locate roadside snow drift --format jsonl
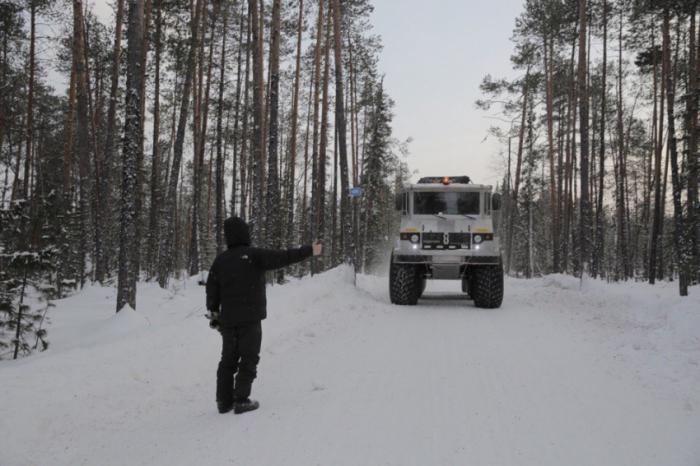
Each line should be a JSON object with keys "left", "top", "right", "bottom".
{"left": 2, "top": 269, "right": 699, "bottom": 466}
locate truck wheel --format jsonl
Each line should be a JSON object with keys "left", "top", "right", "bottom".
{"left": 470, "top": 265, "right": 504, "bottom": 309}
{"left": 389, "top": 263, "right": 421, "bottom": 305}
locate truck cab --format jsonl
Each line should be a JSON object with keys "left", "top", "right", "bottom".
{"left": 390, "top": 176, "right": 504, "bottom": 308}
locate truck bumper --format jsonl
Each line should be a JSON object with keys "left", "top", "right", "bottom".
{"left": 393, "top": 254, "right": 501, "bottom": 266}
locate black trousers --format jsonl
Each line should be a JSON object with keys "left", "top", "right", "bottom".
{"left": 217, "top": 322, "right": 262, "bottom": 404}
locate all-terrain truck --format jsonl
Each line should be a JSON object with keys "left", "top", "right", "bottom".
{"left": 389, "top": 176, "right": 504, "bottom": 308}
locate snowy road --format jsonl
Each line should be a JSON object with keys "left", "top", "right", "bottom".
{"left": 2, "top": 269, "right": 699, "bottom": 466}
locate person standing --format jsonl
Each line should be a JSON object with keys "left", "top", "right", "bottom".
{"left": 206, "top": 216, "right": 322, "bottom": 414}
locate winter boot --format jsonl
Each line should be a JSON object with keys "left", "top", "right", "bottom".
{"left": 233, "top": 398, "right": 259, "bottom": 414}
{"left": 217, "top": 401, "right": 234, "bottom": 414}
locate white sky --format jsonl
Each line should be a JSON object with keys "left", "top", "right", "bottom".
{"left": 371, "top": 0, "right": 525, "bottom": 185}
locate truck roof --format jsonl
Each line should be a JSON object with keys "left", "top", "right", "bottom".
{"left": 417, "top": 176, "right": 472, "bottom": 184}
{"left": 404, "top": 183, "right": 493, "bottom": 191}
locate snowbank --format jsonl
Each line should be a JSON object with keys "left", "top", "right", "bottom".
{"left": 1, "top": 270, "right": 698, "bottom": 466}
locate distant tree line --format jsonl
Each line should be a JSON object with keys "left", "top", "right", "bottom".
{"left": 479, "top": 0, "right": 699, "bottom": 296}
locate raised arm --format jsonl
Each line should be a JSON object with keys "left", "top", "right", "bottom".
{"left": 252, "top": 245, "right": 313, "bottom": 271}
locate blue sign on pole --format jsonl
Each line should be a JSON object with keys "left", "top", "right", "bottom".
{"left": 349, "top": 186, "right": 364, "bottom": 198}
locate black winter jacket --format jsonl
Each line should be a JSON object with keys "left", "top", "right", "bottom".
{"left": 206, "top": 217, "right": 312, "bottom": 327}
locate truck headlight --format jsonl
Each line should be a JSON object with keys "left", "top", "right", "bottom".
{"left": 400, "top": 232, "right": 421, "bottom": 243}
{"left": 473, "top": 234, "right": 483, "bottom": 244}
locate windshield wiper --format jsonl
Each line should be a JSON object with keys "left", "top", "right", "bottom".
{"left": 461, "top": 214, "right": 477, "bottom": 220}
{"left": 433, "top": 213, "right": 447, "bottom": 220}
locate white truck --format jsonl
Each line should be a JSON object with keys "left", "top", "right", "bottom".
{"left": 389, "top": 176, "right": 504, "bottom": 308}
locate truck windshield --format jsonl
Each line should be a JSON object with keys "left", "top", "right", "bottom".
{"left": 413, "top": 191, "right": 480, "bottom": 215}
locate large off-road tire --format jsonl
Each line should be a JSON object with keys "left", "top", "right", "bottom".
{"left": 389, "top": 262, "right": 421, "bottom": 305}
{"left": 470, "top": 265, "right": 504, "bottom": 309}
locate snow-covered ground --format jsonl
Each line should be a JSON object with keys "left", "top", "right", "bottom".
{"left": 2, "top": 268, "right": 699, "bottom": 466}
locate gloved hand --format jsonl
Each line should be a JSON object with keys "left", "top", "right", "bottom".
{"left": 207, "top": 311, "right": 220, "bottom": 329}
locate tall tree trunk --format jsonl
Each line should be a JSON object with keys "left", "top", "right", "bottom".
{"left": 614, "top": 6, "right": 628, "bottom": 279}
{"left": 658, "top": 135, "right": 670, "bottom": 278}
{"left": 22, "top": 0, "right": 36, "bottom": 200}
{"left": 116, "top": 0, "right": 145, "bottom": 311}
{"left": 230, "top": 3, "right": 245, "bottom": 218}
{"left": 593, "top": 0, "right": 607, "bottom": 279}
{"left": 331, "top": 0, "right": 351, "bottom": 265}
{"left": 215, "top": 1, "right": 228, "bottom": 254}
{"left": 163, "top": 82, "right": 178, "bottom": 200}
{"left": 348, "top": 32, "right": 358, "bottom": 187}
{"left": 505, "top": 67, "right": 530, "bottom": 273}
{"left": 347, "top": 32, "right": 361, "bottom": 266}
{"left": 650, "top": 20, "right": 665, "bottom": 284}
{"left": 63, "top": 60, "right": 77, "bottom": 195}
{"left": 266, "top": 0, "right": 282, "bottom": 258}
{"left": 310, "top": 0, "right": 325, "bottom": 262}
{"left": 147, "top": 0, "right": 163, "bottom": 277}
{"left": 301, "top": 61, "right": 315, "bottom": 252}
{"left": 99, "top": 0, "right": 126, "bottom": 276}
{"left": 259, "top": 0, "right": 268, "bottom": 185}
{"left": 286, "top": 0, "right": 304, "bottom": 249}
{"left": 543, "top": 32, "right": 559, "bottom": 273}
{"left": 662, "top": 9, "right": 689, "bottom": 296}
{"left": 157, "top": 0, "right": 203, "bottom": 287}
{"left": 72, "top": 0, "right": 91, "bottom": 287}
{"left": 239, "top": 8, "right": 252, "bottom": 221}
{"left": 696, "top": 16, "right": 700, "bottom": 283}
{"left": 577, "top": 0, "right": 591, "bottom": 277}
{"left": 331, "top": 125, "right": 338, "bottom": 262}
{"left": 11, "top": 114, "right": 23, "bottom": 203}
{"left": 687, "top": 7, "right": 699, "bottom": 283}
{"left": 562, "top": 32, "right": 577, "bottom": 272}
{"left": 129, "top": 0, "right": 151, "bottom": 293}
{"left": 129, "top": 0, "right": 152, "bottom": 285}
{"left": 525, "top": 102, "right": 535, "bottom": 277}
{"left": 189, "top": 0, "right": 211, "bottom": 276}
{"left": 248, "top": 0, "right": 265, "bottom": 243}
{"left": 85, "top": 20, "right": 106, "bottom": 284}
{"left": 0, "top": 34, "right": 6, "bottom": 204}
{"left": 315, "top": 8, "right": 332, "bottom": 271}
{"left": 190, "top": 0, "right": 218, "bottom": 276}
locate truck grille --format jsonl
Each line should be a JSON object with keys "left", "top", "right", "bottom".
{"left": 450, "top": 233, "right": 471, "bottom": 246}
{"left": 421, "top": 232, "right": 471, "bottom": 250}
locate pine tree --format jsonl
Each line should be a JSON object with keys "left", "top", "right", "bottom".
{"left": 116, "top": 0, "right": 145, "bottom": 311}
{"left": 0, "top": 200, "right": 56, "bottom": 359}
{"left": 157, "top": 0, "right": 204, "bottom": 288}
{"left": 361, "top": 80, "right": 392, "bottom": 271}
{"left": 266, "top": 0, "right": 282, "bottom": 260}
{"left": 331, "top": 0, "right": 352, "bottom": 265}
{"left": 0, "top": 0, "right": 409, "bottom": 314}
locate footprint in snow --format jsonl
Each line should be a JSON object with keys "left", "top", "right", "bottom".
{"left": 311, "top": 382, "right": 326, "bottom": 392}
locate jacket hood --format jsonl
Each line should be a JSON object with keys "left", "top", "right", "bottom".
{"left": 224, "top": 217, "right": 251, "bottom": 247}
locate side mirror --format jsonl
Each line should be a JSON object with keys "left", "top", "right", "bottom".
{"left": 395, "top": 193, "right": 403, "bottom": 211}
{"left": 491, "top": 193, "right": 502, "bottom": 211}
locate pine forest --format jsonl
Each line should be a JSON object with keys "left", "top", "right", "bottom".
{"left": 0, "top": 0, "right": 406, "bottom": 358}
{"left": 1, "top": 0, "right": 699, "bottom": 360}
{"left": 478, "top": 0, "right": 699, "bottom": 293}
